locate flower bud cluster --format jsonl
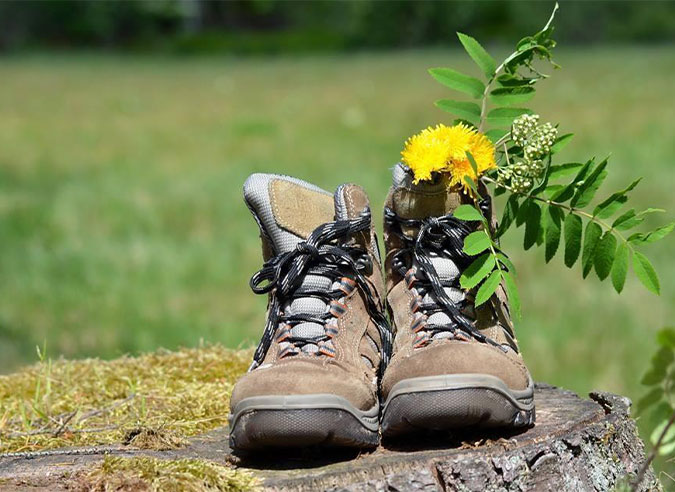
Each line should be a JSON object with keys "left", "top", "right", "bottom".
{"left": 509, "top": 172, "right": 533, "bottom": 194}
{"left": 524, "top": 122, "right": 557, "bottom": 161}
{"left": 497, "top": 114, "right": 558, "bottom": 193}
{"left": 511, "top": 114, "right": 539, "bottom": 147}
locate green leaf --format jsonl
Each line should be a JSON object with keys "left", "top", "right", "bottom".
{"left": 475, "top": 270, "right": 502, "bottom": 307}
{"left": 659, "top": 439, "right": 675, "bottom": 456}
{"left": 460, "top": 253, "right": 496, "bottom": 290}
{"left": 435, "top": 99, "right": 481, "bottom": 125}
{"left": 429, "top": 67, "right": 485, "bottom": 99}
{"left": 464, "top": 176, "right": 478, "bottom": 194}
{"left": 485, "top": 128, "right": 507, "bottom": 144}
{"left": 628, "top": 222, "right": 675, "bottom": 245}
{"left": 466, "top": 151, "right": 479, "bottom": 176}
{"left": 544, "top": 206, "right": 563, "bottom": 263}
{"left": 611, "top": 242, "right": 629, "bottom": 293}
{"left": 523, "top": 201, "right": 541, "bottom": 250}
{"left": 550, "top": 159, "right": 593, "bottom": 203}
{"left": 657, "top": 328, "right": 675, "bottom": 349}
{"left": 487, "top": 107, "right": 533, "bottom": 127}
{"left": 626, "top": 232, "right": 644, "bottom": 244}
{"left": 530, "top": 157, "right": 553, "bottom": 195}
{"left": 596, "top": 196, "right": 629, "bottom": 220}
{"left": 650, "top": 418, "right": 675, "bottom": 448}
{"left": 563, "top": 213, "right": 582, "bottom": 267}
{"left": 548, "top": 162, "right": 583, "bottom": 181}
{"left": 515, "top": 198, "right": 533, "bottom": 227}
{"left": 642, "top": 347, "right": 674, "bottom": 385}
{"left": 650, "top": 402, "right": 674, "bottom": 424}
{"left": 612, "top": 209, "right": 636, "bottom": 229}
{"left": 611, "top": 208, "right": 661, "bottom": 231}
{"left": 502, "top": 270, "right": 521, "bottom": 320}
{"left": 453, "top": 204, "right": 484, "bottom": 222}
{"left": 594, "top": 232, "right": 617, "bottom": 281}
{"left": 633, "top": 251, "right": 660, "bottom": 295}
{"left": 516, "top": 36, "right": 536, "bottom": 52}
{"left": 489, "top": 87, "right": 535, "bottom": 106}
{"left": 496, "top": 73, "right": 536, "bottom": 87}
{"left": 536, "top": 214, "right": 545, "bottom": 246}
{"left": 463, "top": 231, "right": 492, "bottom": 255}
{"left": 571, "top": 158, "right": 608, "bottom": 208}
{"left": 644, "top": 222, "right": 675, "bottom": 243}
{"left": 581, "top": 222, "right": 602, "bottom": 278}
{"left": 452, "top": 118, "right": 478, "bottom": 129}
{"left": 593, "top": 178, "right": 642, "bottom": 219}
{"left": 638, "top": 207, "right": 666, "bottom": 216}
{"left": 496, "top": 253, "right": 517, "bottom": 275}
{"left": 615, "top": 208, "right": 666, "bottom": 232}
{"left": 551, "top": 133, "right": 574, "bottom": 154}
{"left": 636, "top": 387, "right": 664, "bottom": 415}
{"left": 496, "top": 195, "right": 519, "bottom": 238}
{"left": 457, "top": 32, "right": 497, "bottom": 78}
{"left": 545, "top": 185, "right": 564, "bottom": 197}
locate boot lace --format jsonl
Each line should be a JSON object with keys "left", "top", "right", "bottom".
{"left": 249, "top": 208, "right": 392, "bottom": 373}
{"left": 384, "top": 199, "right": 507, "bottom": 351}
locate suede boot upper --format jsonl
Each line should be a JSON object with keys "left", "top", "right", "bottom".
{"left": 381, "top": 163, "right": 532, "bottom": 400}
{"left": 231, "top": 174, "right": 387, "bottom": 413}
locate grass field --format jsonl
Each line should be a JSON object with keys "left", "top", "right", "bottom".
{"left": 1, "top": 46, "right": 673, "bottom": 415}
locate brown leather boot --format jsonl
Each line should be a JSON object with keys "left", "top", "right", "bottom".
{"left": 380, "top": 163, "right": 535, "bottom": 437}
{"left": 229, "top": 173, "right": 390, "bottom": 451}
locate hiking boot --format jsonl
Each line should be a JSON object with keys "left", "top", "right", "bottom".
{"left": 229, "top": 173, "right": 391, "bottom": 451}
{"left": 380, "top": 163, "right": 535, "bottom": 437}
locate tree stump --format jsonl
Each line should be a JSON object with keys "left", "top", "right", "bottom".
{"left": 0, "top": 384, "right": 660, "bottom": 491}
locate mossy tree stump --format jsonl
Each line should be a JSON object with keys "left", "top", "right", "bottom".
{"left": 0, "top": 384, "right": 659, "bottom": 491}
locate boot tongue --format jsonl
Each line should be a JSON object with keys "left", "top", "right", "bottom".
{"left": 391, "top": 162, "right": 468, "bottom": 219}
{"left": 243, "top": 173, "right": 336, "bottom": 254}
{"left": 391, "top": 163, "right": 468, "bottom": 337}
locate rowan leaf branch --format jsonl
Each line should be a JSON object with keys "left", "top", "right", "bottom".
{"left": 429, "top": 2, "right": 672, "bottom": 318}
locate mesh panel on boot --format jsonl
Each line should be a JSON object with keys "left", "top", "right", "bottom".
{"left": 244, "top": 174, "right": 371, "bottom": 356}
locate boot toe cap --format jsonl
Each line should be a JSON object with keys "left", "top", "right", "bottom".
{"left": 382, "top": 340, "right": 531, "bottom": 399}
{"left": 230, "top": 359, "right": 376, "bottom": 412}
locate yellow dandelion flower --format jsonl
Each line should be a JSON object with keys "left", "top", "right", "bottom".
{"left": 401, "top": 123, "right": 496, "bottom": 191}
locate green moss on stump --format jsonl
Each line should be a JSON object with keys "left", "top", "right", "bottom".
{"left": 74, "top": 456, "right": 260, "bottom": 492}
{"left": 0, "top": 345, "right": 250, "bottom": 454}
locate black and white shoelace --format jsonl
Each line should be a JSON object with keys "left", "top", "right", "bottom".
{"left": 248, "top": 208, "right": 393, "bottom": 373}
{"left": 384, "top": 199, "right": 507, "bottom": 350}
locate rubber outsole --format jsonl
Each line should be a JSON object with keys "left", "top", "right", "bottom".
{"left": 381, "top": 374, "right": 535, "bottom": 438}
{"left": 229, "top": 394, "right": 379, "bottom": 452}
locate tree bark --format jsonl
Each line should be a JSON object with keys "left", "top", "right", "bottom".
{"left": 0, "top": 384, "right": 661, "bottom": 491}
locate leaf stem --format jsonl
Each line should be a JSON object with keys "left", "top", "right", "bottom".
{"left": 477, "top": 2, "right": 559, "bottom": 133}
{"left": 469, "top": 196, "right": 503, "bottom": 280}
{"left": 632, "top": 410, "right": 675, "bottom": 491}
{"left": 477, "top": 63, "right": 503, "bottom": 133}
{"left": 503, "top": 144, "right": 512, "bottom": 166}
{"left": 481, "top": 176, "right": 632, "bottom": 251}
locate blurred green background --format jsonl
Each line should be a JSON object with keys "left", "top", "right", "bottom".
{"left": 0, "top": 0, "right": 674, "bottom": 471}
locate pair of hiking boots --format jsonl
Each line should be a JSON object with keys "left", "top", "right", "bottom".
{"left": 229, "top": 163, "right": 535, "bottom": 452}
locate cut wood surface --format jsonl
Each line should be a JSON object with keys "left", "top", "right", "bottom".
{"left": 0, "top": 384, "right": 660, "bottom": 491}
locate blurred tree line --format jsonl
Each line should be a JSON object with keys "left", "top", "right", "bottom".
{"left": 0, "top": 0, "right": 673, "bottom": 54}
